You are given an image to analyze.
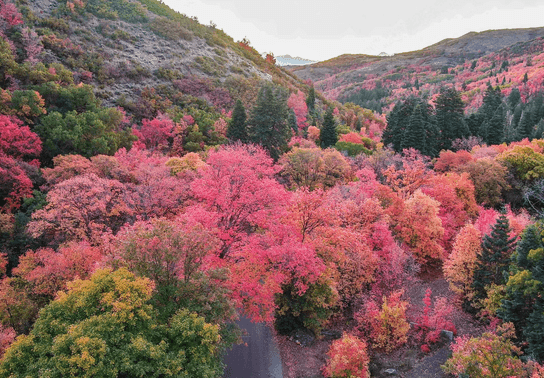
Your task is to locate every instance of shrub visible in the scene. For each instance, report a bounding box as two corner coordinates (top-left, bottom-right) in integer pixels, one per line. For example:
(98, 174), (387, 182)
(355, 290), (410, 352)
(322, 334), (370, 378)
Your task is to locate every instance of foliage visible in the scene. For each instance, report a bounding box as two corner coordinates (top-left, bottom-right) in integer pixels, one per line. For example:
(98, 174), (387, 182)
(320, 107), (338, 149)
(279, 147), (351, 190)
(0, 268), (223, 378)
(472, 211), (517, 302)
(322, 333), (370, 378)
(355, 291), (410, 352)
(227, 99), (248, 143)
(444, 224), (482, 301)
(415, 288), (456, 349)
(248, 83), (290, 160)
(442, 323), (524, 378)
(112, 217), (236, 326)
(498, 222), (544, 360)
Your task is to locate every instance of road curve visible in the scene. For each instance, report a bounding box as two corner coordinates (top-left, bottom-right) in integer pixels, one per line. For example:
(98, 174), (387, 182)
(223, 316), (283, 378)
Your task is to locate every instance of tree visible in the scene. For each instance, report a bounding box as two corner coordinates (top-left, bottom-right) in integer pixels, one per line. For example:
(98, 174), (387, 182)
(498, 222), (544, 360)
(434, 87), (469, 151)
(402, 104), (427, 155)
(287, 91), (308, 131)
(189, 144), (287, 259)
(306, 86), (316, 114)
(248, 83), (290, 160)
(396, 190), (444, 265)
(322, 334), (370, 378)
(355, 291), (410, 352)
(320, 107), (337, 149)
(0, 269), (224, 378)
(444, 224), (482, 301)
(227, 99), (248, 143)
(472, 210), (517, 302)
(442, 323), (524, 378)
(113, 217), (236, 326)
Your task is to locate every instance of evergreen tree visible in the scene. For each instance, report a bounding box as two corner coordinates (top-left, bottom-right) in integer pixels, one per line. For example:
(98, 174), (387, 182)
(517, 111), (534, 140)
(497, 223), (544, 360)
(248, 83), (290, 160)
(402, 104), (427, 153)
(414, 77), (420, 90)
(354, 117), (362, 132)
(227, 99), (248, 143)
(320, 107), (337, 148)
(478, 85), (503, 141)
(383, 97), (433, 153)
(535, 119), (544, 139)
(306, 86), (316, 113)
(507, 87), (521, 111)
(434, 87), (469, 150)
(288, 108), (298, 134)
(472, 211), (517, 302)
(486, 107), (505, 146)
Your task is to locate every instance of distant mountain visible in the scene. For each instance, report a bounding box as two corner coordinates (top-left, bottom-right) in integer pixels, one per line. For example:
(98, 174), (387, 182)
(287, 27), (544, 110)
(275, 54), (317, 66)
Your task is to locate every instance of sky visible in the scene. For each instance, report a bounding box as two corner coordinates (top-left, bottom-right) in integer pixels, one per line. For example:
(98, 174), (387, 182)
(163, 0), (544, 62)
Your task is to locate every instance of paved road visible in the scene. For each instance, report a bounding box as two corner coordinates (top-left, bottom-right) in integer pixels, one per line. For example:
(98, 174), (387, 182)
(223, 316), (283, 378)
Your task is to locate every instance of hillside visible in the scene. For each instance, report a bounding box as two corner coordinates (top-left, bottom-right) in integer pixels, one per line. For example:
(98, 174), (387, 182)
(288, 27), (544, 112)
(20, 0), (310, 110)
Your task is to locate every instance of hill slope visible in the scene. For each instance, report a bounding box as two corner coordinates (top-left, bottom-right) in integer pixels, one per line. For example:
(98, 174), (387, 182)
(287, 27), (544, 111)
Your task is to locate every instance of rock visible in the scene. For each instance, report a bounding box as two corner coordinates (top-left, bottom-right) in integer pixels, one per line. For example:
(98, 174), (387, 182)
(384, 368), (398, 375)
(321, 329), (341, 340)
(441, 330), (454, 341)
(292, 329), (315, 347)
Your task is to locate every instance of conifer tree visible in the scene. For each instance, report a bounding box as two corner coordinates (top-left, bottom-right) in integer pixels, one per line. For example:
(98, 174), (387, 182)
(320, 107), (337, 148)
(248, 84), (290, 160)
(497, 223), (544, 360)
(402, 104), (427, 153)
(471, 211), (517, 302)
(435, 87), (469, 151)
(517, 111), (534, 141)
(486, 108), (505, 146)
(227, 99), (248, 143)
(306, 86), (316, 113)
(535, 119), (544, 139)
(288, 108), (298, 134)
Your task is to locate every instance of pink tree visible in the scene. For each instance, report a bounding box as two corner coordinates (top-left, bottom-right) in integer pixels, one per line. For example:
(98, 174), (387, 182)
(287, 91), (308, 131)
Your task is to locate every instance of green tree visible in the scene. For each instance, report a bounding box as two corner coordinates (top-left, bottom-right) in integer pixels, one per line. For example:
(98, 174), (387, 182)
(472, 211), (517, 302)
(517, 111), (534, 140)
(498, 222), (544, 360)
(227, 99), (248, 143)
(0, 268), (223, 378)
(320, 108), (337, 149)
(486, 107), (505, 146)
(306, 86), (316, 114)
(248, 83), (290, 160)
(434, 87), (469, 151)
(402, 104), (427, 153)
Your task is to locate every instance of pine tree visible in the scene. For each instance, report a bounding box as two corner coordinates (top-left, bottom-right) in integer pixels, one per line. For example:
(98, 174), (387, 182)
(434, 87), (469, 151)
(472, 211), (517, 302)
(497, 223), (544, 360)
(535, 119), (544, 139)
(306, 86), (316, 114)
(517, 111), (534, 141)
(248, 83), (290, 160)
(507, 88), (521, 111)
(227, 99), (248, 143)
(486, 108), (505, 146)
(288, 108), (298, 134)
(320, 107), (337, 148)
(402, 104), (427, 153)
(414, 77), (420, 90)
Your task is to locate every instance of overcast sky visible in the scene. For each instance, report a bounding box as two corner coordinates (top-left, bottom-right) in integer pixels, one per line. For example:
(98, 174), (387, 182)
(163, 0), (544, 61)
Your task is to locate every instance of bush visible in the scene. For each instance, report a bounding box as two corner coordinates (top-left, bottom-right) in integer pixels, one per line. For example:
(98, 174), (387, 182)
(355, 291), (410, 352)
(149, 17), (193, 41)
(322, 334), (370, 378)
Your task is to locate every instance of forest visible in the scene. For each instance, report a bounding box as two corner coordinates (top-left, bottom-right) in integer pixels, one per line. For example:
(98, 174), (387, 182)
(2, 0), (544, 377)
